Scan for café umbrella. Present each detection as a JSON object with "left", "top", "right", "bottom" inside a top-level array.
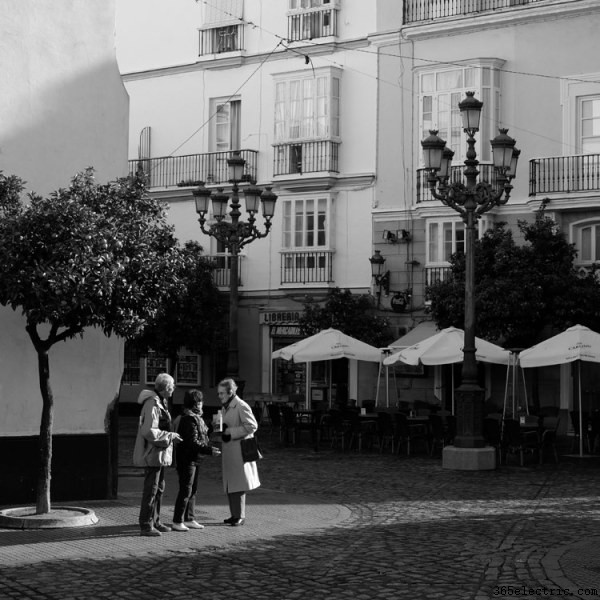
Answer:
[
  {"left": 272, "top": 328, "right": 381, "bottom": 406},
  {"left": 519, "top": 324, "right": 600, "bottom": 457},
  {"left": 383, "top": 327, "right": 511, "bottom": 413}
]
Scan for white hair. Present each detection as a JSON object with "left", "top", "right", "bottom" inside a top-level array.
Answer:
[{"left": 154, "top": 372, "right": 174, "bottom": 394}]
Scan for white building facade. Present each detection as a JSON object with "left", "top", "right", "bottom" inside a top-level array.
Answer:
[
  {"left": 372, "top": 0, "right": 600, "bottom": 416},
  {"left": 118, "top": 0, "right": 381, "bottom": 406},
  {"left": 0, "top": 0, "right": 129, "bottom": 503}
]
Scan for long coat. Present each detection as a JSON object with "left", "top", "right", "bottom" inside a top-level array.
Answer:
[{"left": 221, "top": 396, "right": 260, "bottom": 494}]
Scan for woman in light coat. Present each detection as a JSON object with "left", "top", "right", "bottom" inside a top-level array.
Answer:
[{"left": 218, "top": 378, "right": 260, "bottom": 526}]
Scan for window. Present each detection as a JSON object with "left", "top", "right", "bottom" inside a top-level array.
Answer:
[
  {"left": 199, "top": 0, "right": 244, "bottom": 55},
  {"left": 274, "top": 68, "right": 340, "bottom": 142},
  {"left": 123, "top": 342, "right": 141, "bottom": 385},
  {"left": 288, "top": 0, "right": 337, "bottom": 41},
  {"left": 579, "top": 96, "right": 600, "bottom": 154},
  {"left": 426, "top": 217, "right": 492, "bottom": 264},
  {"left": 145, "top": 350, "right": 170, "bottom": 385},
  {"left": 282, "top": 197, "right": 330, "bottom": 249},
  {"left": 573, "top": 220, "right": 600, "bottom": 264},
  {"left": 211, "top": 99, "right": 241, "bottom": 152},
  {"left": 418, "top": 60, "right": 503, "bottom": 164}
]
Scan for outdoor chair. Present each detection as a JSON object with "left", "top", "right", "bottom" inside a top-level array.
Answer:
[
  {"left": 347, "top": 413, "right": 377, "bottom": 452},
  {"left": 502, "top": 418, "right": 538, "bottom": 466},
  {"left": 328, "top": 410, "right": 350, "bottom": 451},
  {"left": 538, "top": 416, "right": 560, "bottom": 464},
  {"left": 266, "top": 403, "right": 283, "bottom": 443},
  {"left": 395, "top": 412, "right": 429, "bottom": 456},
  {"left": 280, "top": 405, "right": 299, "bottom": 445},
  {"left": 483, "top": 417, "right": 502, "bottom": 464},
  {"left": 570, "top": 411, "right": 591, "bottom": 454},
  {"left": 251, "top": 403, "right": 263, "bottom": 425},
  {"left": 428, "top": 414, "right": 450, "bottom": 456},
  {"left": 377, "top": 411, "right": 396, "bottom": 453}
]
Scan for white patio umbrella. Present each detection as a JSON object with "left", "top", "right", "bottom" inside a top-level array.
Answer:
[
  {"left": 519, "top": 324, "right": 600, "bottom": 457},
  {"left": 383, "top": 327, "right": 511, "bottom": 413},
  {"left": 272, "top": 328, "right": 381, "bottom": 406}
]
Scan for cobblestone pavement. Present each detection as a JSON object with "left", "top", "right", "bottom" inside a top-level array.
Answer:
[{"left": 1, "top": 421, "right": 599, "bottom": 600}]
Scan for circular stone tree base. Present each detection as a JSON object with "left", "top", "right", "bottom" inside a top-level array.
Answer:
[{"left": 0, "top": 506, "right": 98, "bottom": 529}]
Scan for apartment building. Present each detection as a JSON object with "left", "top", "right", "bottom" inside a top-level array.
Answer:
[
  {"left": 118, "top": 0, "right": 382, "bottom": 405},
  {"left": 373, "top": 0, "right": 600, "bottom": 411}
]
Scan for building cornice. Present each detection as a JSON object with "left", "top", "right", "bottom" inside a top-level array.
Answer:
[
  {"left": 402, "top": 0, "right": 600, "bottom": 41},
  {"left": 121, "top": 36, "right": 371, "bottom": 82}
]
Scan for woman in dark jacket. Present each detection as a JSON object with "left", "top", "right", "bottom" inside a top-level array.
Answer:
[{"left": 172, "top": 389, "right": 220, "bottom": 531}]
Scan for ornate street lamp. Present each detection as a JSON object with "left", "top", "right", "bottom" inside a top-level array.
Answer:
[
  {"left": 369, "top": 249, "right": 390, "bottom": 305},
  {"left": 421, "top": 91, "right": 519, "bottom": 463},
  {"left": 193, "top": 151, "right": 277, "bottom": 382}
]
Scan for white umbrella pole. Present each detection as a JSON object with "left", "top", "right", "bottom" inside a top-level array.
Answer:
[
  {"left": 375, "top": 362, "right": 381, "bottom": 407},
  {"left": 503, "top": 357, "right": 511, "bottom": 419},
  {"left": 452, "top": 367, "right": 455, "bottom": 415},
  {"left": 520, "top": 358, "right": 529, "bottom": 415},
  {"left": 579, "top": 361, "right": 584, "bottom": 457},
  {"left": 386, "top": 364, "right": 390, "bottom": 408},
  {"left": 329, "top": 360, "right": 333, "bottom": 409}
]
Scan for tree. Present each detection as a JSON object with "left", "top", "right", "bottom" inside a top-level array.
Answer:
[
  {"left": 299, "top": 288, "right": 393, "bottom": 347},
  {"left": 0, "top": 169, "right": 184, "bottom": 513},
  {"left": 428, "top": 211, "right": 600, "bottom": 348},
  {"left": 131, "top": 240, "right": 226, "bottom": 376}
]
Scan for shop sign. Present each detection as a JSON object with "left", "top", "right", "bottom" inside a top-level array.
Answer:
[
  {"left": 270, "top": 325, "right": 302, "bottom": 337},
  {"left": 259, "top": 310, "right": 302, "bottom": 325}
]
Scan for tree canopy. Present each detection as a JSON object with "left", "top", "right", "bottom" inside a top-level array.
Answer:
[
  {"left": 299, "top": 287, "right": 393, "bottom": 348},
  {"left": 0, "top": 168, "right": 185, "bottom": 513},
  {"left": 131, "top": 240, "right": 226, "bottom": 372},
  {"left": 428, "top": 211, "right": 600, "bottom": 348}
]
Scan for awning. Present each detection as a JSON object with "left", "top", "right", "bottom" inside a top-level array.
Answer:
[{"left": 201, "top": 0, "right": 243, "bottom": 29}]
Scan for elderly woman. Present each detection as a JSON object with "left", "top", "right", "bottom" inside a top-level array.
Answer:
[
  {"left": 137, "top": 372, "right": 181, "bottom": 537},
  {"left": 218, "top": 378, "right": 260, "bottom": 526}
]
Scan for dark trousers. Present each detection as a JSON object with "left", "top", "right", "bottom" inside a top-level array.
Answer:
[
  {"left": 227, "top": 491, "right": 246, "bottom": 519},
  {"left": 173, "top": 462, "right": 199, "bottom": 523},
  {"left": 138, "top": 466, "right": 166, "bottom": 530}
]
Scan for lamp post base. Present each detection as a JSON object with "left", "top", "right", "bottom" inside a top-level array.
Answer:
[{"left": 442, "top": 445, "right": 496, "bottom": 471}]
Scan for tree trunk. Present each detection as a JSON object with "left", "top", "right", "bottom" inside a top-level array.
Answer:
[{"left": 35, "top": 348, "right": 54, "bottom": 514}]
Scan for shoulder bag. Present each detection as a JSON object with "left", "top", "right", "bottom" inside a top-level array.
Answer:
[{"left": 240, "top": 436, "right": 263, "bottom": 463}]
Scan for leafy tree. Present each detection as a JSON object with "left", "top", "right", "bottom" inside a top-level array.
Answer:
[
  {"left": 299, "top": 287, "right": 393, "bottom": 348},
  {"left": 131, "top": 240, "right": 226, "bottom": 376},
  {"left": 0, "top": 169, "right": 184, "bottom": 513},
  {"left": 428, "top": 211, "right": 600, "bottom": 348}
]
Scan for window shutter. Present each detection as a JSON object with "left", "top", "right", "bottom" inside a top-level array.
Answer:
[{"left": 203, "top": 0, "right": 243, "bottom": 28}]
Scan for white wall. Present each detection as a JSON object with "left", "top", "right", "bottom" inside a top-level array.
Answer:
[{"left": 0, "top": 0, "right": 129, "bottom": 437}]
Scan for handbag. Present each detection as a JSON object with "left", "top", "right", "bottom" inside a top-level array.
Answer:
[{"left": 240, "top": 436, "right": 263, "bottom": 463}]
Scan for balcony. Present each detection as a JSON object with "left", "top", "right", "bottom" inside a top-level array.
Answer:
[
  {"left": 273, "top": 140, "right": 340, "bottom": 177},
  {"left": 287, "top": 7, "right": 338, "bottom": 41},
  {"left": 529, "top": 154, "right": 600, "bottom": 196},
  {"left": 403, "top": 0, "right": 549, "bottom": 24},
  {"left": 205, "top": 255, "right": 242, "bottom": 288},
  {"left": 280, "top": 250, "right": 334, "bottom": 285},
  {"left": 129, "top": 150, "right": 258, "bottom": 189},
  {"left": 416, "top": 164, "right": 498, "bottom": 203},
  {"left": 199, "top": 25, "right": 244, "bottom": 55},
  {"left": 425, "top": 266, "right": 453, "bottom": 287}
]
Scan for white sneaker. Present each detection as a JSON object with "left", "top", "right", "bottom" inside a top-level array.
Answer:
[
  {"left": 172, "top": 522, "right": 189, "bottom": 532},
  {"left": 184, "top": 520, "right": 205, "bottom": 529}
]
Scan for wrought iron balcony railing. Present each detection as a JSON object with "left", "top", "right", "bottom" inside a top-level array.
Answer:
[
  {"left": 273, "top": 140, "right": 340, "bottom": 176},
  {"left": 129, "top": 150, "right": 258, "bottom": 189},
  {"left": 529, "top": 154, "right": 600, "bottom": 196},
  {"left": 425, "top": 266, "right": 453, "bottom": 287},
  {"left": 205, "top": 254, "right": 243, "bottom": 288},
  {"left": 280, "top": 250, "right": 334, "bottom": 284},
  {"left": 287, "top": 7, "right": 338, "bottom": 41},
  {"left": 404, "top": 0, "right": 548, "bottom": 24},
  {"left": 416, "top": 164, "right": 497, "bottom": 203},
  {"left": 199, "top": 24, "right": 244, "bottom": 55}
]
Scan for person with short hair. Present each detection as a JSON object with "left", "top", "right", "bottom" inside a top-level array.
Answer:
[
  {"left": 172, "top": 389, "right": 220, "bottom": 532},
  {"left": 218, "top": 378, "right": 260, "bottom": 526},
  {"left": 137, "top": 373, "right": 181, "bottom": 537}
]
